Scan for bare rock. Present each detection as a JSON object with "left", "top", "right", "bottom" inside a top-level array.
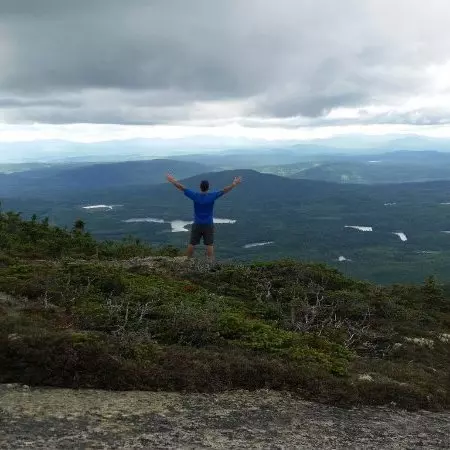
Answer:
[{"left": 0, "top": 388, "right": 449, "bottom": 449}]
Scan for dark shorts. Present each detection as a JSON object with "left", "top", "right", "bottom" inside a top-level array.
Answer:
[{"left": 190, "top": 223, "right": 214, "bottom": 246}]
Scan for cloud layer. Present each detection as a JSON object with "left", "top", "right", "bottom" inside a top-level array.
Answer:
[{"left": 1, "top": 0, "right": 450, "bottom": 128}]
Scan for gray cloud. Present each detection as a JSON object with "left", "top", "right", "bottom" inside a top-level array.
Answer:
[
  {"left": 0, "top": 97, "right": 81, "bottom": 108},
  {"left": 1, "top": 0, "right": 450, "bottom": 126}
]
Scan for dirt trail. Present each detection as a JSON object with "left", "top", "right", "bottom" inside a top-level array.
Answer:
[{"left": 1, "top": 386, "right": 449, "bottom": 449}]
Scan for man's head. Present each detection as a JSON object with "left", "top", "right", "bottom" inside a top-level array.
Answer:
[{"left": 200, "top": 180, "right": 209, "bottom": 192}]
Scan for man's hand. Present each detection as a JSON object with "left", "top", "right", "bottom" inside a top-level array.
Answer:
[
  {"left": 232, "top": 176, "right": 242, "bottom": 186},
  {"left": 166, "top": 173, "right": 176, "bottom": 183}
]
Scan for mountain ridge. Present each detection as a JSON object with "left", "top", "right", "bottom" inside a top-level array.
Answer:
[{"left": 0, "top": 159, "right": 211, "bottom": 197}]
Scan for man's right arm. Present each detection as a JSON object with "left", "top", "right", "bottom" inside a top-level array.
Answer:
[
  {"left": 222, "top": 176, "right": 242, "bottom": 194},
  {"left": 166, "top": 173, "right": 185, "bottom": 192}
]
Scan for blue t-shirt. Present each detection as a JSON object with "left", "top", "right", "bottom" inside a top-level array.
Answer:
[{"left": 184, "top": 189, "right": 224, "bottom": 224}]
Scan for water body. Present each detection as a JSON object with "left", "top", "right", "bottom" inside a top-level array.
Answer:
[
  {"left": 124, "top": 217, "right": 236, "bottom": 233},
  {"left": 123, "top": 218, "right": 164, "bottom": 224},
  {"left": 338, "top": 256, "right": 351, "bottom": 262},
  {"left": 82, "top": 204, "right": 120, "bottom": 210},
  {"left": 214, "top": 218, "right": 237, "bottom": 224},
  {"left": 416, "top": 250, "right": 440, "bottom": 255},
  {"left": 243, "top": 241, "right": 274, "bottom": 249},
  {"left": 169, "top": 220, "right": 192, "bottom": 232},
  {"left": 393, "top": 232, "right": 407, "bottom": 242},
  {"left": 345, "top": 226, "right": 373, "bottom": 232},
  {"left": 384, "top": 202, "right": 396, "bottom": 206}
]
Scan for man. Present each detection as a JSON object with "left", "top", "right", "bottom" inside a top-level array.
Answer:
[{"left": 166, "top": 174, "right": 242, "bottom": 261}]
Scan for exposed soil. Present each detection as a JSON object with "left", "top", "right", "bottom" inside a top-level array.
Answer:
[{"left": 1, "top": 385, "right": 449, "bottom": 449}]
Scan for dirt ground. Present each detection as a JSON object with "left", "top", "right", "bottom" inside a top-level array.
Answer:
[{"left": 1, "top": 385, "right": 449, "bottom": 449}]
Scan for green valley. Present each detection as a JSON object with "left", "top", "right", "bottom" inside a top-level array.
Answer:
[{"left": 4, "top": 166, "right": 450, "bottom": 284}]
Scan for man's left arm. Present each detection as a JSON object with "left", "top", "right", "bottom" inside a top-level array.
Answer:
[{"left": 221, "top": 176, "right": 242, "bottom": 195}]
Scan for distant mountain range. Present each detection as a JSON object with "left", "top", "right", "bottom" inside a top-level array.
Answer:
[
  {"left": 3, "top": 133, "right": 450, "bottom": 164},
  {"left": 0, "top": 159, "right": 211, "bottom": 197},
  {"left": 8, "top": 149, "right": 450, "bottom": 202},
  {"left": 257, "top": 150, "right": 450, "bottom": 184}
]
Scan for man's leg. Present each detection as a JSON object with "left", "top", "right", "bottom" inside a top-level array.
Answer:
[
  {"left": 188, "top": 224, "right": 200, "bottom": 258},
  {"left": 206, "top": 245, "right": 214, "bottom": 262},
  {"left": 186, "top": 244, "right": 195, "bottom": 258},
  {"left": 204, "top": 225, "right": 215, "bottom": 263}
]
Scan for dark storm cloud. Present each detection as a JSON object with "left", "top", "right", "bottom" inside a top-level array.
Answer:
[
  {"left": 0, "top": 0, "right": 266, "bottom": 96},
  {"left": 0, "top": 0, "right": 450, "bottom": 125}
]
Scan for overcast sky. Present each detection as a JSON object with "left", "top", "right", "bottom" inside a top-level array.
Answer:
[{"left": 1, "top": 0, "right": 450, "bottom": 142}]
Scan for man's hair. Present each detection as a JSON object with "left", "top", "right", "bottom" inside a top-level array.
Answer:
[{"left": 200, "top": 180, "right": 209, "bottom": 192}]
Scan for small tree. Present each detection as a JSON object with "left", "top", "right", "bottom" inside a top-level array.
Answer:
[
  {"left": 423, "top": 275, "right": 445, "bottom": 309},
  {"left": 73, "top": 219, "right": 86, "bottom": 233}
]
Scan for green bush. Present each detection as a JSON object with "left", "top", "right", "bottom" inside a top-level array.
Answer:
[{"left": 0, "top": 212, "right": 448, "bottom": 410}]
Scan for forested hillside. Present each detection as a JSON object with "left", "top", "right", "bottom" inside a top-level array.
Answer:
[
  {"left": 0, "top": 212, "right": 448, "bottom": 410},
  {"left": 5, "top": 169, "right": 450, "bottom": 284}
]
